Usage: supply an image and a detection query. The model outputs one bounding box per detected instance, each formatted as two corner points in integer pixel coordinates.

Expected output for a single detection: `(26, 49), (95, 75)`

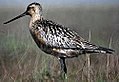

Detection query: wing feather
(34, 19), (98, 50)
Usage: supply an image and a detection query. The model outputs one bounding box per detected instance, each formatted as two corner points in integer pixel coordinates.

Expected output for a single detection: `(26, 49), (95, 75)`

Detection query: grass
(0, 5), (119, 82)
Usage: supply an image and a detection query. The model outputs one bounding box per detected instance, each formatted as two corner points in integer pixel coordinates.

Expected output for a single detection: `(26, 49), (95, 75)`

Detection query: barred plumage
(4, 2), (114, 75)
(30, 19), (114, 57)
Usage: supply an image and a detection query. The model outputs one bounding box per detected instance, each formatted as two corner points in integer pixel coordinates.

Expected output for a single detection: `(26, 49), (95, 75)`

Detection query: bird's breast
(30, 27), (46, 45)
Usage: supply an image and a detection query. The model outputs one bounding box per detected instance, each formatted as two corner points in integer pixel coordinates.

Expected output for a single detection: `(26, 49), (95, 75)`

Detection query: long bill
(3, 11), (27, 24)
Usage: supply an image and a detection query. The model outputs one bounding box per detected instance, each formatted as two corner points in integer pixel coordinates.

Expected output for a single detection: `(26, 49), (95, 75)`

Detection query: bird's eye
(30, 7), (35, 12)
(27, 6), (34, 10)
(30, 7), (34, 9)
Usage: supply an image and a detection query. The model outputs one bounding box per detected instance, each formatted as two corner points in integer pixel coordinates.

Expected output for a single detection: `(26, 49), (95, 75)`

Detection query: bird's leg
(58, 57), (67, 79)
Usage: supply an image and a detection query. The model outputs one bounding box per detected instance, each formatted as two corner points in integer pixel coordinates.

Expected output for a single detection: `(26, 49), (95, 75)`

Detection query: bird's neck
(31, 14), (43, 22)
(29, 14), (43, 28)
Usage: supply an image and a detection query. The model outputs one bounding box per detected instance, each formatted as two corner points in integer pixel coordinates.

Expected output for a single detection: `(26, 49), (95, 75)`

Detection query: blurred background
(0, 0), (119, 82)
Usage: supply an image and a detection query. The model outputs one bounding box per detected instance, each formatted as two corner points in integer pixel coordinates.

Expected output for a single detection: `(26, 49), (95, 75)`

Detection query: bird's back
(29, 19), (114, 58)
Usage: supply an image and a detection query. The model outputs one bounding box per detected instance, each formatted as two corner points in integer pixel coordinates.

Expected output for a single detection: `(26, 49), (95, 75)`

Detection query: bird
(4, 2), (114, 76)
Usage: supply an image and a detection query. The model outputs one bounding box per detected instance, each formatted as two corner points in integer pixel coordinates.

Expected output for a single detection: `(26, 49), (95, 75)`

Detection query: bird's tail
(84, 47), (115, 54)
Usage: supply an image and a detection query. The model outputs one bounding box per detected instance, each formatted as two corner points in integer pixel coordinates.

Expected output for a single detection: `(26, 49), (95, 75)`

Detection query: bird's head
(4, 2), (42, 24)
(27, 2), (42, 17)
